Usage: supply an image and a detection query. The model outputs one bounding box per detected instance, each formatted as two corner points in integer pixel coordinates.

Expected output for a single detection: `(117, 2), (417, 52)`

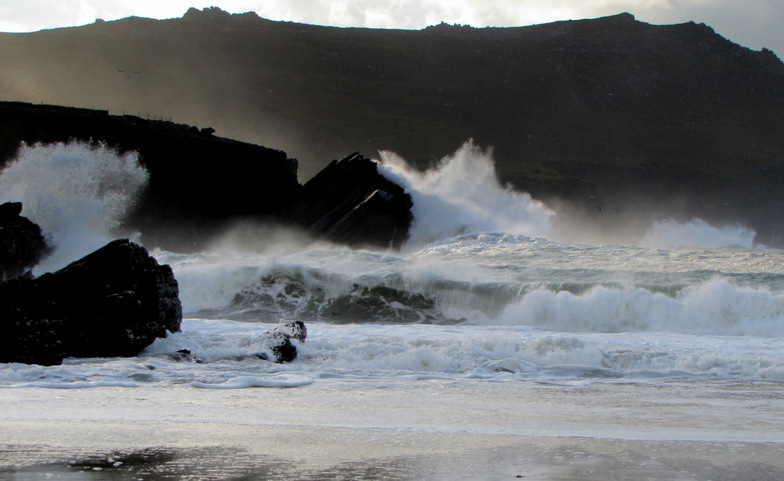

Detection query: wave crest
(377, 140), (553, 248)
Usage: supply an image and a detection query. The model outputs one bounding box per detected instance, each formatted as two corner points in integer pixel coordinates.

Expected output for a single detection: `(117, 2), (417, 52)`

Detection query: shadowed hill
(1, 8), (783, 244)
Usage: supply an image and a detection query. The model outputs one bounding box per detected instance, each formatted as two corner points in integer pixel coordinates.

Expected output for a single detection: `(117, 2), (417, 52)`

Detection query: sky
(1, 1), (782, 55)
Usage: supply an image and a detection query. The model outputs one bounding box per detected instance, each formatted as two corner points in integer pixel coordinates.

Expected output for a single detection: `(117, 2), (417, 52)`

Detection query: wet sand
(1, 380), (783, 480)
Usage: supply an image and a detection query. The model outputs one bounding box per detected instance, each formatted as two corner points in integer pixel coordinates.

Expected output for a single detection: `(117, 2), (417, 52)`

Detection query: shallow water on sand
(1, 380), (783, 480)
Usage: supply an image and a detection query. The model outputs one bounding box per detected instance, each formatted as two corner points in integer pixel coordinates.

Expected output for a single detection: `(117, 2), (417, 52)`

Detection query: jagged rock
(286, 152), (413, 249)
(0, 201), (51, 281)
(168, 320), (307, 363)
(0, 201), (22, 220)
(0, 239), (182, 365)
(255, 320), (307, 363)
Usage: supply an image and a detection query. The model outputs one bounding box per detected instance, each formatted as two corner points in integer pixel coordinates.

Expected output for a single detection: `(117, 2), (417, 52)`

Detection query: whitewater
(1, 141), (783, 479)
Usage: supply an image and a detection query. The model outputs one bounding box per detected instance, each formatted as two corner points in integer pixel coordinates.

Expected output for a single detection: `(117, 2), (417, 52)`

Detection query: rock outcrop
(0, 103), (414, 251)
(0, 202), (50, 281)
(260, 320), (308, 363)
(0, 102), (302, 251)
(0, 239), (182, 365)
(287, 152), (413, 249)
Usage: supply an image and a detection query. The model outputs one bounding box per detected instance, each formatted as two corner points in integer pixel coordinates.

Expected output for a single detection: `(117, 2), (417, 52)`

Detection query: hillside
(1, 8), (783, 245)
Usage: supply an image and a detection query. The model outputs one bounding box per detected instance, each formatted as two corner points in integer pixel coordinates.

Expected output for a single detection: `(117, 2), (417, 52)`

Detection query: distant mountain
(1, 8), (783, 245)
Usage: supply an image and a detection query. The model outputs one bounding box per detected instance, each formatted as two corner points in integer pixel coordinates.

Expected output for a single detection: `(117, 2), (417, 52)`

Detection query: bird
(117, 69), (141, 78)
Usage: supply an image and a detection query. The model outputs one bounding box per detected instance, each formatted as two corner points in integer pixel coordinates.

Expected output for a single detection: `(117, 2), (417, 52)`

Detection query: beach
(2, 379), (783, 480)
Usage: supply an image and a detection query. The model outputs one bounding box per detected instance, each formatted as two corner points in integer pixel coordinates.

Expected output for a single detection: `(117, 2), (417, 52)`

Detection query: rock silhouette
(0, 239), (182, 365)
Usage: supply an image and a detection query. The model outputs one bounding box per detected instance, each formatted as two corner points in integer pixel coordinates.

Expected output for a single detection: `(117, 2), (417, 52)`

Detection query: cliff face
(0, 102), (300, 249)
(0, 101), (413, 251)
(1, 10), (783, 244)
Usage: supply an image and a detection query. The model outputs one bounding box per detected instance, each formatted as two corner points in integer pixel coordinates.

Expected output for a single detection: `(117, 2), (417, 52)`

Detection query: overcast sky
(1, 1), (782, 55)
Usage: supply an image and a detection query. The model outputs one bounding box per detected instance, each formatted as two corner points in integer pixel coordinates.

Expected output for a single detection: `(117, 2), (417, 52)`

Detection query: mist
(377, 140), (760, 250)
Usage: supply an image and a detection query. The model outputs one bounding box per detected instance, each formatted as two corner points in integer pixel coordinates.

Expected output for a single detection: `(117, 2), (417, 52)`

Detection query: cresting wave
(3, 320), (783, 387)
(1, 142), (780, 338)
(639, 218), (756, 248)
(376, 139), (758, 250)
(0, 140), (760, 270)
(377, 140), (553, 248)
(159, 234), (784, 338)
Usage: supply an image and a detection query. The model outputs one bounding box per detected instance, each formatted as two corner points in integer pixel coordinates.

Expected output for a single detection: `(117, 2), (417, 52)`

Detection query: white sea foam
(497, 278), (784, 336)
(375, 141), (758, 251)
(1, 140), (781, 391)
(145, 321), (784, 384)
(192, 374), (314, 389)
(377, 140), (553, 248)
(639, 218), (756, 248)
(0, 141), (149, 273)
(1, 317), (782, 387)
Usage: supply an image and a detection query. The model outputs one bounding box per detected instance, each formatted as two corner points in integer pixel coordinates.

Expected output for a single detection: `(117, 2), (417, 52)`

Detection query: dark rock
(254, 320), (306, 363)
(257, 331), (297, 363)
(286, 152), (413, 249)
(0, 202), (51, 281)
(170, 348), (203, 363)
(0, 239), (182, 365)
(0, 201), (22, 220)
(0, 102), (302, 252)
(167, 320), (306, 363)
(0, 102), (416, 252)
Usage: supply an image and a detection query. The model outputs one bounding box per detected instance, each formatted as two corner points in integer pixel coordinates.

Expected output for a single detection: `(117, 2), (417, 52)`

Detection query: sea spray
(638, 218), (756, 248)
(158, 230), (784, 338)
(377, 140), (553, 248)
(378, 140), (759, 250)
(0, 141), (149, 273)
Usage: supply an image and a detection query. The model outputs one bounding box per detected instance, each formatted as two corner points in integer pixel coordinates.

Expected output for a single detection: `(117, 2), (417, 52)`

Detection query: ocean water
(2, 140), (781, 388)
(1, 141), (783, 478)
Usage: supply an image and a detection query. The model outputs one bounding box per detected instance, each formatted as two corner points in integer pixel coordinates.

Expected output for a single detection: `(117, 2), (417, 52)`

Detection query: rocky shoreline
(0, 102), (413, 251)
(0, 201), (308, 365)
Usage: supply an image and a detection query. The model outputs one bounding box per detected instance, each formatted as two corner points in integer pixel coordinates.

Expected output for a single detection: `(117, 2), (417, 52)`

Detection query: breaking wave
(377, 140), (553, 248)
(0, 141), (149, 273)
(376, 140), (756, 250)
(158, 236), (784, 338)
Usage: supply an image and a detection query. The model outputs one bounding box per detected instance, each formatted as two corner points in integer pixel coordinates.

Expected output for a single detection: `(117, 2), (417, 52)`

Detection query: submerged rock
(0, 201), (51, 281)
(0, 239), (182, 365)
(261, 320), (307, 363)
(168, 320), (307, 364)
